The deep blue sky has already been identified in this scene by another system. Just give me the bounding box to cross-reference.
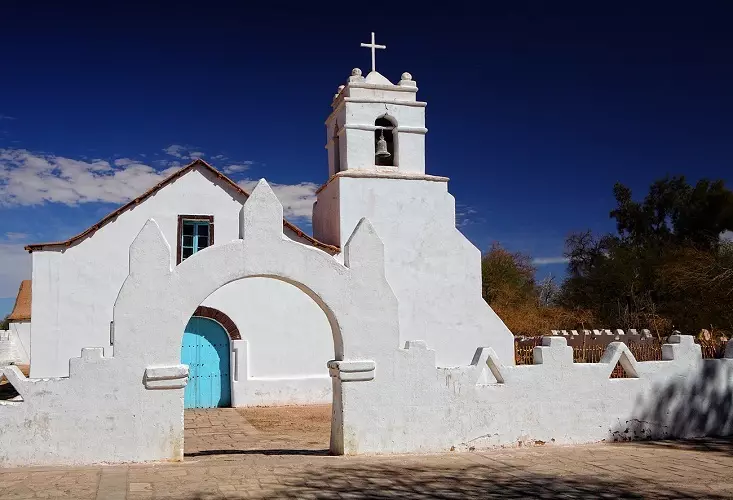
[1,2,732,315]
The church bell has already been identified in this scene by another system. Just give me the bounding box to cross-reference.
[375,130,391,158]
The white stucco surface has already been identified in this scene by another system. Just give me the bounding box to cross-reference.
[11,322,30,365]
[29,166,328,382]
[8,67,733,467]
[202,278,332,406]
[0,322,30,364]
[2,181,733,466]
[0,181,398,465]
[337,335,733,454]
[317,69,514,367]
[315,175,515,367]
[0,347,184,466]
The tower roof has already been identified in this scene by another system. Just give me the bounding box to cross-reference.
[364,71,393,85]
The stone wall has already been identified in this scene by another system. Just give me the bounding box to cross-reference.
[337,334,733,454]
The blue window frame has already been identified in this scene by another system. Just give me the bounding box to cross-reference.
[177,215,214,263]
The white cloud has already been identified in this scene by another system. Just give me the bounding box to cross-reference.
[0,115,15,121]
[113,158,137,167]
[4,232,28,241]
[222,162,253,174]
[238,179,318,220]
[532,257,570,266]
[163,144,207,161]
[455,203,484,228]
[211,154,227,161]
[0,148,179,206]
[0,145,314,219]
[163,144,188,158]
[0,243,31,298]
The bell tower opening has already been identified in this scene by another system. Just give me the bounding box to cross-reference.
[375,117,396,167]
[333,123,342,174]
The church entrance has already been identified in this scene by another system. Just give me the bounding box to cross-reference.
[181,317,231,408]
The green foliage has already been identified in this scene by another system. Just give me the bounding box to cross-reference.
[481,243,535,306]
[559,176,733,335]
[0,315,8,331]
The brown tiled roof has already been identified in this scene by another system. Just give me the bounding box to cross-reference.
[24,159,339,254]
[7,280,31,322]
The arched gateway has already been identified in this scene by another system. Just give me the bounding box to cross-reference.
[112,180,399,460]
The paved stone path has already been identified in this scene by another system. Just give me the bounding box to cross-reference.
[0,408,731,499]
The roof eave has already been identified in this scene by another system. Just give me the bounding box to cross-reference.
[23,159,340,254]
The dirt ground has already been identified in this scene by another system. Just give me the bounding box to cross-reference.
[184,404,332,456]
[239,404,331,438]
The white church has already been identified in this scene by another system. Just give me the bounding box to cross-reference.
[6,37,515,409]
[1,35,730,466]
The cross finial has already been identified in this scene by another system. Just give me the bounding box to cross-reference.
[360,32,386,74]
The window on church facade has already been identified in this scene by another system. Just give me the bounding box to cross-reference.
[177,215,214,264]
[374,117,395,167]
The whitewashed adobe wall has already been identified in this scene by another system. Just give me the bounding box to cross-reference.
[30,165,331,381]
[315,174,515,368]
[0,181,398,466]
[337,334,733,454]
[204,279,332,406]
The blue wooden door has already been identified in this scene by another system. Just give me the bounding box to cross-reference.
[181,317,231,408]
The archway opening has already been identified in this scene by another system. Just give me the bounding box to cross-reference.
[182,275,336,457]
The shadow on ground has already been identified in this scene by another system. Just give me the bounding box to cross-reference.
[185,448,329,457]
[629,437,733,456]
[183,461,727,499]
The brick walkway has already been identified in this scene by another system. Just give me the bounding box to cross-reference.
[0,407,732,499]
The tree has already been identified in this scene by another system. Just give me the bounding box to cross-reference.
[482,244,594,335]
[536,275,561,307]
[0,315,8,331]
[559,176,733,335]
[481,243,535,307]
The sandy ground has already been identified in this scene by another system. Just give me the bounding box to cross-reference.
[239,404,331,437]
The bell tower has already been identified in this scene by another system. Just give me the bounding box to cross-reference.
[325,67,426,176]
[312,34,515,370]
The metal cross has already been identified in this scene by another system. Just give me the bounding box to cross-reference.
[360,32,386,73]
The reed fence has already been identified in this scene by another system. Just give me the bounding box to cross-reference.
[514,338,728,378]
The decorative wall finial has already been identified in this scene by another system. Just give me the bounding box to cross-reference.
[399,72,416,87]
[348,68,365,83]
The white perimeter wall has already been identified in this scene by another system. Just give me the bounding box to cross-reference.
[202,278,332,406]
[11,322,30,365]
[30,166,330,387]
[338,335,733,454]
